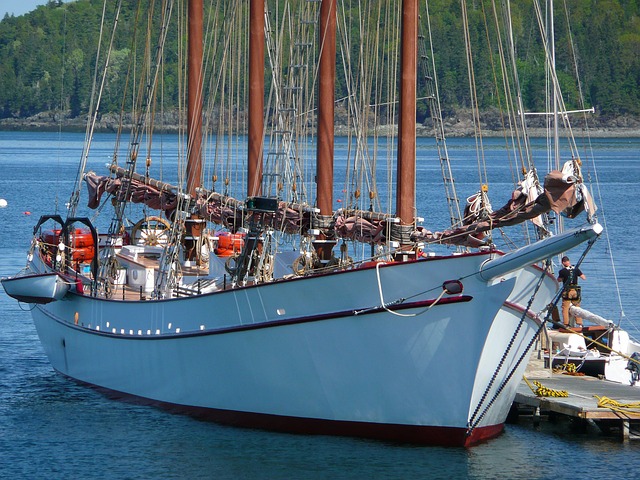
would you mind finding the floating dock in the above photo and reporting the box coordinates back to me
[512,353,640,441]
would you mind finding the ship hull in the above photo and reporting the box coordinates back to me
[1,272,69,304]
[28,252,554,447]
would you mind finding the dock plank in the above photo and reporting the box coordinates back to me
[516,375,640,420]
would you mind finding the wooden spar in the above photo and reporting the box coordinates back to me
[109,165,178,192]
[185,0,204,263]
[314,0,337,261]
[316,0,336,218]
[186,0,204,197]
[248,0,265,197]
[396,0,417,226]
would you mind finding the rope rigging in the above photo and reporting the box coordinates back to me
[466,262,550,435]
[68,0,124,219]
[97,0,176,295]
[64,0,605,298]
[466,225,597,436]
[420,0,462,229]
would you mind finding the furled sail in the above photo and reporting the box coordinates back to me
[412,167,594,246]
[85,162,592,249]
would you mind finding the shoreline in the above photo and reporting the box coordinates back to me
[2,111,640,138]
[2,124,638,138]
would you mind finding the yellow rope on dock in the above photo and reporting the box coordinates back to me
[551,363,586,376]
[523,376,569,397]
[595,396,640,415]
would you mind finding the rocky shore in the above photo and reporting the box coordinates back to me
[2,108,639,137]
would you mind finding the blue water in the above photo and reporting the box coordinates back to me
[1,131,639,478]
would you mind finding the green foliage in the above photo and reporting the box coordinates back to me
[0,0,638,120]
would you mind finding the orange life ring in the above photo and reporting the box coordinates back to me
[214,232,245,257]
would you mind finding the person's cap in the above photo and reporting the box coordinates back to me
[561,256,570,262]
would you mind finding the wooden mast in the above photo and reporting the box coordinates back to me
[186,0,203,195]
[184,0,204,263]
[314,0,337,262]
[248,0,265,197]
[396,0,417,232]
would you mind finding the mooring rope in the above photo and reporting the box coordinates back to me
[595,396,640,415]
[523,376,569,398]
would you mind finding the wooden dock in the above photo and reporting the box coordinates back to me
[512,354,640,441]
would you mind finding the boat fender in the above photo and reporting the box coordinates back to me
[76,279,84,295]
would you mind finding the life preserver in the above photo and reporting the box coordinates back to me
[42,229,62,247]
[215,232,245,257]
[42,228,95,262]
[69,246,95,262]
[43,228,94,247]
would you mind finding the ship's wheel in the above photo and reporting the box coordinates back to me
[131,216,172,246]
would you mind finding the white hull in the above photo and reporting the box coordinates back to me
[546,324,640,386]
[23,225,600,446]
[606,329,640,386]
[1,272,70,304]
[28,252,548,445]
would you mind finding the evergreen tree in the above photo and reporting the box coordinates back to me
[0,0,638,122]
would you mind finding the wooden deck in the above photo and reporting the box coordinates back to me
[514,354,640,441]
[80,250,213,301]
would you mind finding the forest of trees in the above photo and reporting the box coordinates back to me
[0,0,638,125]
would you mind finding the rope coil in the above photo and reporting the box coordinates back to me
[523,376,569,397]
[595,396,640,415]
[552,362,585,376]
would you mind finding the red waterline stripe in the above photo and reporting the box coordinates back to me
[60,372,503,448]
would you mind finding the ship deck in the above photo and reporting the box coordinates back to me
[82,250,215,301]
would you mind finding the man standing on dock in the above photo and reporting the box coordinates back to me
[558,256,586,327]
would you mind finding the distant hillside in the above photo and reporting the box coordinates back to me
[0,0,638,130]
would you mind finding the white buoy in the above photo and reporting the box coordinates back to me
[0,199,7,208]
